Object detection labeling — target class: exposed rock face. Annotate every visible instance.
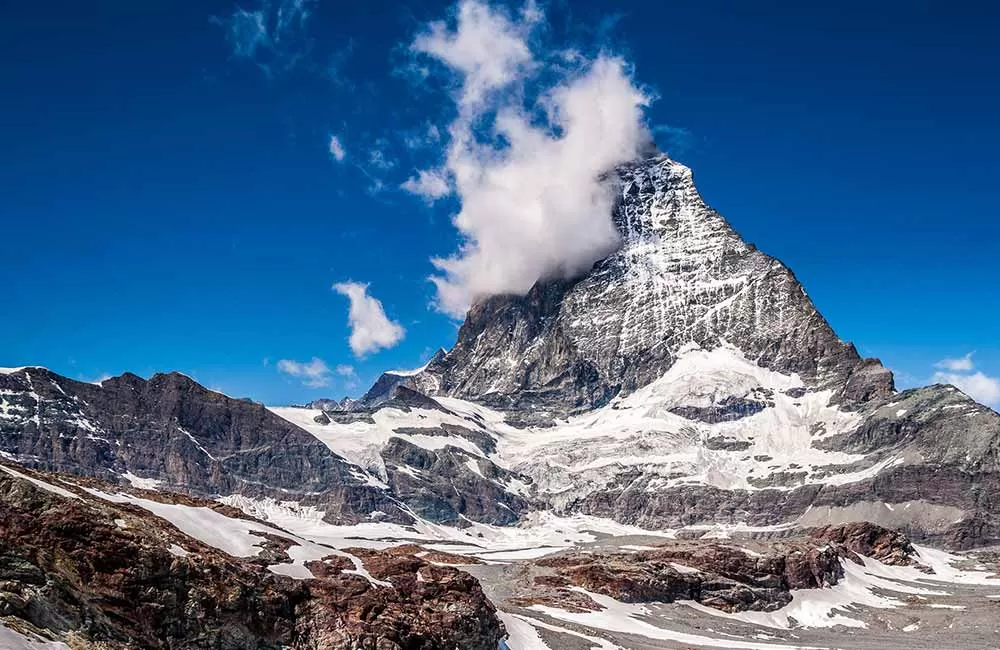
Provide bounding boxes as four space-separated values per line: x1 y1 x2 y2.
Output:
0 464 503 650
510 523 912 614
808 521 916 566
357 350 447 410
381 436 530 526
0 367 401 524
414 155 893 415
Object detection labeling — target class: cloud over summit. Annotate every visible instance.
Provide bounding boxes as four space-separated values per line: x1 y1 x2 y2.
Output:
404 0 653 317
932 353 1000 407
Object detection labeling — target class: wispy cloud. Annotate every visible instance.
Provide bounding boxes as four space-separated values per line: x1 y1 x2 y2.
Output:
934 352 975 372
402 123 441 151
277 357 333 387
932 352 1000 407
214 0 317 76
403 0 652 317
367 139 397 171
84 373 114 386
328 134 346 161
333 282 406 357
653 124 696 157
400 168 450 202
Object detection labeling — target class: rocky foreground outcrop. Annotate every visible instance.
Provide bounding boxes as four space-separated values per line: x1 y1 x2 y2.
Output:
506 522 916 614
0 464 503 650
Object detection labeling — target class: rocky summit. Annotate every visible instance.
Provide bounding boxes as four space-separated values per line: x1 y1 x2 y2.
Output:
412 155 894 416
2 153 1000 649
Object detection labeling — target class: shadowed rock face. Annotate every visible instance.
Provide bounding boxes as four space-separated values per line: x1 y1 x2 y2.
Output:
382 436 530 526
0 465 504 650
413 155 893 417
354 350 448 410
808 521 916 566
0 367 402 524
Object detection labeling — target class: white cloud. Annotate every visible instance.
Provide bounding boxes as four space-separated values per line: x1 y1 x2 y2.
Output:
215 0 316 74
333 282 406 357
933 370 1000 407
277 357 332 388
401 169 451 202
368 141 396 171
406 0 652 316
412 0 539 111
334 364 355 377
328 135 346 161
934 352 975 372
403 123 442 151
931 352 999 407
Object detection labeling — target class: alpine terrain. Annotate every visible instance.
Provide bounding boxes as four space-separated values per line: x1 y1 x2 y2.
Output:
2 153 999 649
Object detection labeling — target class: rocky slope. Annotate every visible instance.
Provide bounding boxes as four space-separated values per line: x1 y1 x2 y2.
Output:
0 367 406 523
503 522 914 615
0 462 503 649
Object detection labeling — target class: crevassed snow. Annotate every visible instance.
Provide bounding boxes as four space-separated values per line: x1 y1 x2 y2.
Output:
485 345 877 505
279 344 882 516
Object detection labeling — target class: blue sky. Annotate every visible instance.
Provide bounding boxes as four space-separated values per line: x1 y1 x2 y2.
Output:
2 0 998 406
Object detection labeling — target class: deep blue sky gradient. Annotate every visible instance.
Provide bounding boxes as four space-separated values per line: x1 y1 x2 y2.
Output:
2 0 997 403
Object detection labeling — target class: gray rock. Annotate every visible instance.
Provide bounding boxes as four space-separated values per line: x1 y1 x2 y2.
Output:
410 154 893 418
0 367 402 524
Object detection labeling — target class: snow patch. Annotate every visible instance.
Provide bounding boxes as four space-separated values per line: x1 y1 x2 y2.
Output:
82 489 389 586
0 465 81 500
0 623 69 650
531 588 825 649
168 543 189 557
121 471 162 490
269 404 494 480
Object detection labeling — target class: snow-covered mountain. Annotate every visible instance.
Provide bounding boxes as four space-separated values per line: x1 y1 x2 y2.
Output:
3 151 1000 648
412 154 893 417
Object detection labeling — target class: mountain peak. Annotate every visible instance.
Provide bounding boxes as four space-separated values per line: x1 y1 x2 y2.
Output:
410 155 893 418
